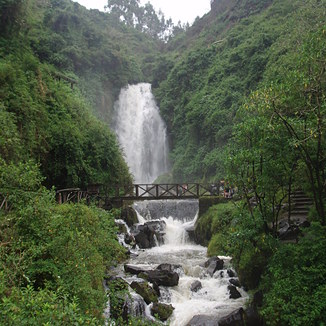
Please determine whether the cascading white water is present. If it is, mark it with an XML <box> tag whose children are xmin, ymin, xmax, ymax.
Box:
<box><xmin>127</xmin><ymin>201</ymin><xmax>248</xmax><ymax>326</ymax></box>
<box><xmin>113</xmin><ymin>83</ymin><xmax>169</xmax><ymax>183</ymax></box>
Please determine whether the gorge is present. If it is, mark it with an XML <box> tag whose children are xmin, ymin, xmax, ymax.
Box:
<box><xmin>1</xmin><ymin>0</ymin><xmax>325</xmax><ymax>324</ymax></box>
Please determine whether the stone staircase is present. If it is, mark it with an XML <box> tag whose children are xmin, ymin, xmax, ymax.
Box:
<box><xmin>278</xmin><ymin>190</ymin><xmax>313</xmax><ymax>242</ymax></box>
<box><xmin>289</xmin><ymin>190</ymin><xmax>313</xmax><ymax>224</ymax></box>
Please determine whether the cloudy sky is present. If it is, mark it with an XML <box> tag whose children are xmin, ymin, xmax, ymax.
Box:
<box><xmin>74</xmin><ymin>0</ymin><xmax>211</xmax><ymax>24</ymax></box>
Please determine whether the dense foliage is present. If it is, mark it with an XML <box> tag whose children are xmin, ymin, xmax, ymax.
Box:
<box><xmin>154</xmin><ymin>0</ymin><xmax>326</xmax><ymax>183</ymax></box>
<box><xmin>226</xmin><ymin>23</ymin><xmax>326</xmax><ymax>225</ymax></box>
<box><xmin>203</xmin><ymin>21</ymin><xmax>326</xmax><ymax>325</ymax></box>
<box><xmin>0</xmin><ymin>37</ymin><xmax>132</xmax><ymax>189</ymax></box>
<box><xmin>0</xmin><ymin>161</ymin><xmax>125</xmax><ymax>323</ymax></box>
<box><xmin>260</xmin><ymin>223</ymin><xmax>326</xmax><ymax>325</ymax></box>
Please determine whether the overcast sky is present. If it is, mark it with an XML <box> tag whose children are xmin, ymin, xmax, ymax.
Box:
<box><xmin>74</xmin><ymin>0</ymin><xmax>211</xmax><ymax>24</ymax></box>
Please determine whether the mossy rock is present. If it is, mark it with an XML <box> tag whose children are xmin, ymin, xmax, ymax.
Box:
<box><xmin>130</xmin><ymin>281</ymin><xmax>158</xmax><ymax>304</ymax></box>
<box><xmin>121</xmin><ymin>206</ymin><xmax>138</xmax><ymax>227</ymax></box>
<box><xmin>151</xmin><ymin>302</ymin><xmax>174</xmax><ymax>321</ymax></box>
<box><xmin>198</xmin><ymin>196</ymin><xmax>226</xmax><ymax>216</ymax></box>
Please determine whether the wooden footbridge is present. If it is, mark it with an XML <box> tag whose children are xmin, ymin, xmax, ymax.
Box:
<box><xmin>56</xmin><ymin>183</ymin><xmax>221</xmax><ymax>206</ymax></box>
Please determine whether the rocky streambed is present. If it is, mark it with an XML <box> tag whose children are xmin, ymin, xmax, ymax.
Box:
<box><xmin>107</xmin><ymin>200</ymin><xmax>253</xmax><ymax>325</ymax></box>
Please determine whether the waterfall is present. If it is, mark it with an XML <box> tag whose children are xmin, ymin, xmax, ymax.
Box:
<box><xmin>113</xmin><ymin>83</ymin><xmax>169</xmax><ymax>183</ymax></box>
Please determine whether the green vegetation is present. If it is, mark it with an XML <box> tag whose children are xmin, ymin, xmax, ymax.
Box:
<box><xmin>1</xmin><ymin>0</ymin><xmax>326</xmax><ymax>324</ymax></box>
<box><xmin>199</xmin><ymin>20</ymin><xmax>326</xmax><ymax>324</ymax></box>
<box><xmin>0</xmin><ymin>45</ymin><xmax>132</xmax><ymax>189</ymax></box>
<box><xmin>260</xmin><ymin>223</ymin><xmax>326</xmax><ymax>325</ymax></box>
<box><xmin>0</xmin><ymin>162</ymin><xmax>125</xmax><ymax>323</ymax></box>
<box><xmin>154</xmin><ymin>0</ymin><xmax>326</xmax><ymax>183</ymax></box>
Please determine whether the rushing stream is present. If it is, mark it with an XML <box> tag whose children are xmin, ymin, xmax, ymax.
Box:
<box><xmin>115</xmin><ymin>200</ymin><xmax>249</xmax><ymax>325</ymax></box>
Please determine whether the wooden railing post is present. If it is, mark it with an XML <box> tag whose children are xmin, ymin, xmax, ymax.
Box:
<box><xmin>135</xmin><ymin>185</ymin><xmax>139</xmax><ymax>197</ymax></box>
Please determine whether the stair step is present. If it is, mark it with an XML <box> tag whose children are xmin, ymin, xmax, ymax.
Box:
<box><xmin>292</xmin><ymin>199</ymin><xmax>313</xmax><ymax>203</ymax></box>
<box><xmin>290</xmin><ymin>210</ymin><xmax>309</xmax><ymax>215</ymax></box>
<box><xmin>291</xmin><ymin>194</ymin><xmax>311</xmax><ymax>199</ymax></box>
<box><xmin>292</xmin><ymin>203</ymin><xmax>312</xmax><ymax>208</ymax></box>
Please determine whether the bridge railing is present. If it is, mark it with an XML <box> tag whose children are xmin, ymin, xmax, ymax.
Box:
<box><xmin>113</xmin><ymin>183</ymin><xmax>220</xmax><ymax>200</ymax></box>
<box><xmin>56</xmin><ymin>183</ymin><xmax>222</xmax><ymax>205</ymax></box>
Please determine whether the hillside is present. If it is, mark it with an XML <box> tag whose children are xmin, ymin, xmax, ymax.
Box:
<box><xmin>0</xmin><ymin>0</ymin><xmax>167</xmax><ymax>189</ymax></box>
<box><xmin>154</xmin><ymin>0</ymin><xmax>326</xmax><ymax>182</ymax></box>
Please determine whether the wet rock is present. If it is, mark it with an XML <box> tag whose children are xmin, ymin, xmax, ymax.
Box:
<box><xmin>124</xmin><ymin>264</ymin><xmax>147</xmax><ymax>275</ymax></box>
<box><xmin>278</xmin><ymin>223</ymin><xmax>300</xmax><ymax>241</ymax></box>
<box><xmin>190</xmin><ymin>280</ymin><xmax>202</xmax><ymax>292</ymax></box>
<box><xmin>151</xmin><ymin>302</ymin><xmax>174</xmax><ymax>321</ymax></box>
<box><xmin>121</xmin><ymin>206</ymin><xmax>138</xmax><ymax>227</ymax></box>
<box><xmin>140</xmin><ymin>269</ymin><xmax>179</xmax><ymax>287</ymax></box>
<box><xmin>129</xmin><ymin>292</ymin><xmax>147</xmax><ymax>318</ymax></box>
<box><xmin>219</xmin><ymin>308</ymin><xmax>245</xmax><ymax>326</ymax></box>
<box><xmin>244</xmin><ymin>306</ymin><xmax>263</xmax><ymax>326</ymax></box>
<box><xmin>252</xmin><ymin>290</ymin><xmax>263</xmax><ymax>308</ymax></box>
<box><xmin>185</xmin><ymin>225</ymin><xmax>196</xmax><ymax>242</ymax></box>
<box><xmin>132</xmin><ymin>220</ymin><xmax>166</xmax><ymax>249</ymax></box>
<box><xmin>116</xmin><ymin>221</ymin><xmax>127</xmax><ymax>234</ymax></box>
<box><xmin>157</xmin><ymin>263</ymin><xmax>182</xmax><ymax>273</ymax></box>
<box><xmin>124</xmin><ymin>233</ymin><xmax>135</xmax><ymax>245</ymax></box>
<box><xmin>228</xmin><ymin>285</ymin><xmax>241</xmax><ymax>299</ymax></box>
<box><xmin>186</xmin><ymin>314</ymin><xmax>219</xmax><ymax>326</ymax></box>
<box><xmin>152</xmin><ymin>281</ymin><xmax>161</xmax><ymax>296</ymax></box>
<box><xmin>229</xmin><ymin>278</ymin><xmax>241</xmax><ymax>288</ymax></box>
<box><xmin>130</xmin><ymin>281</ymin><xmax>158</xmax><ymax>304</ymax></box>
<box><xmin>206</xmin><ymin>257</ymin><xmax>224</xmax><ymax>276</ymax></box>
<box><xmin>227</xmin><ymin>269</ymin><xmax>236</xmax><ymax>277</ymax></box>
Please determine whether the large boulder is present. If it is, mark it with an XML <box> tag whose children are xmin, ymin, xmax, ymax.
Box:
<box><xmin>228</xmin><ymin>285</ymin><xmax>241</xmax><ymax>299</ymax></box>
<box><xmin>229</xmin><ymin>278</ymin><xmax>241</xmax><ymax>288</ymax></box>
<box><xmin>130</xmin><ymin>281</ymin><xmax>158</xmax><ymax>304</ymax></box>
<box><xmin>132</xmin><ymin>220</ymin><xmax>166</xmax><ymax>249</ymax></box>
<box><xmin>227</xmin><ymin>269</ymin><xmax>236</xmax><ymax>277</ymax></box>
<box><xmin>121</xmin><ymin>206</ymin><xmax>138</xmax><ymax>227</ymax></box>
<box><xmin>140</xmin><ymin>269</ymin><xmax>179</xmax><ymax>287</ymax></box>
<box><xmin>186</xmin><ymin>314</ymin><xmax>219</xmax><ymax>326</ymax></box>
<box><xmin>124</xmin><ymin>264</ymin><xmax>147</xmax><ymax>275</ymax></box>
<box><xmin>205</xmin><ymin>257</ymin><xmax>224</xmax><ymax>276</ymax></box>
<box><xmin>244</xmin><ymin>306</ymin><xmax>263</xmax><ymax>326</ymax></box>
<box><xmin>151</xmin><ymin>302</ymin><xmax>174</xmax><ymax>321</ymax></box>
<box><xmin>277</xmin><ymin>222</ymin><xmax>300</xmax><ymax>241</ymax></box>
<box><xmin>218</xmin><ymin>308</ymin><xmax>245</xmax><ymax>326</ymax></box>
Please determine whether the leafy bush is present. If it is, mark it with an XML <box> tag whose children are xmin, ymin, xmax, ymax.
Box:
<box><xmin>0</xmin><ymin>160</ymin><xmax>126</xmax><ymax>322</ymax></box>
<box><xmin>206</xmin><ymin>204</ymin><xmax>276</xmax><ymax>289</ymax></box>
<box><xmin>260</xmin><ymin>223</ymin><xmax>326</xmax><ymax>325</ymax></box>
<box><xmin>0</xmin><ymin>275</ymin><xmax>100</xmax><ymax>325</ymax></box>
<box><xmin>195</xmin><ymin>201</ymin><xmax>235</xmax><ymax>246</ymax></box>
